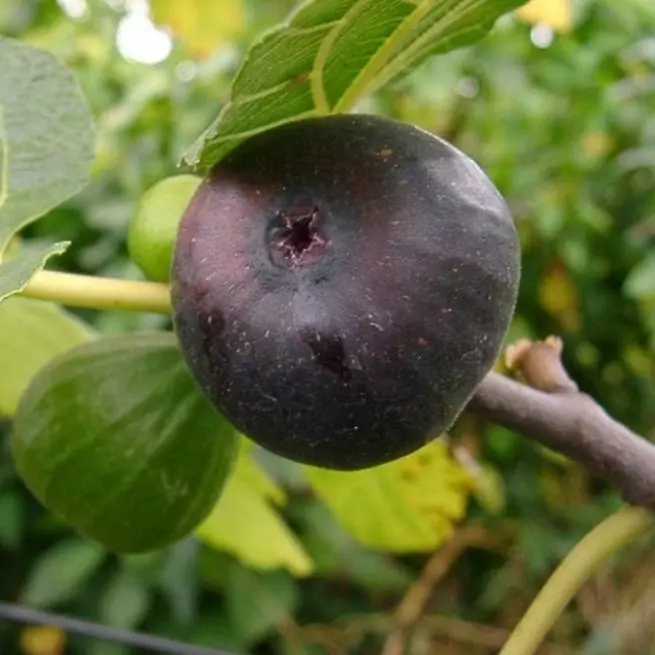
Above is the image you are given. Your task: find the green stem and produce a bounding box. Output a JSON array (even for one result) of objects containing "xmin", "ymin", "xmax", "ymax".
[
  {"xmin": 500, "ymin": 505, "xmax": 654, "ymax": 655},
  {"xmin": 20, "ymin": 270, "xmax": 172, "ymax": 315}
]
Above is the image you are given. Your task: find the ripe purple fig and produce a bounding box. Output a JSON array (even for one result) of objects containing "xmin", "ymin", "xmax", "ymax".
[{"xmin": 171, "ymin": 114, "xmax": 520, "ymax": 470}]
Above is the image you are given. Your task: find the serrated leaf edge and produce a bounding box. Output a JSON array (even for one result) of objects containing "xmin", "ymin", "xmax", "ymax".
[{"xmin": 183, "ymin": 0, "xmax": 526, "ymax": 170}]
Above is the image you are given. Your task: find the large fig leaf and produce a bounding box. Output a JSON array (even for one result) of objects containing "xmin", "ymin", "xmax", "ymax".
[
  {"xmin": 0, "ymin": 37, "xmax": 94, "ymax": 298},
  {"xmin": 12, "ymin": 333, "xmax": 237, "ymax": 553},
  {"xmin": 183, "ymin": 0, "xmax": 527, "ymax": 169},
  {"xmin": 0, "ymin": 37, "xmax": 94, "ymax": 248}
]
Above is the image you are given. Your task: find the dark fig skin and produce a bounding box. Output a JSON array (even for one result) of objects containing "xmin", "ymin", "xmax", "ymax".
[{"xmin": 171, "ymin": 114, "xmax": 520, "ymax": 470}]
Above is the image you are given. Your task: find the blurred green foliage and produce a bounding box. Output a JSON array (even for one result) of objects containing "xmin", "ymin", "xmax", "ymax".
[{"xmin": 1, "ymin": 0, "xmax": 654, "ymax": 654}]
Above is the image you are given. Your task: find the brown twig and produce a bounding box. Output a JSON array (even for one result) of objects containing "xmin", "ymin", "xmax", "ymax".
[
  {"xmin": 381, "ymin": 525, "xmax": 508, "ymax": 655},
  {"xmin": 467, "ymin": 338, "xmax": 655, "ymax": 510},
  {"xmin": 340, "ymin": 613, "xmax": 574, "ymax": 654},
  {"xmin": 379, "ymin": 337, "xmax": 653, "ymax": 655}
]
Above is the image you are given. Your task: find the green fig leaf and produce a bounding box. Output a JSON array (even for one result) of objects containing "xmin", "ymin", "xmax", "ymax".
[
  {"xmin": 20, "ymin": 538, "xmax": 106, "ymax": 608},
  {"xmin": 223, "ymin": 565, "xmax": 299, "ymax": 645},
  {"xmin": 305, "ymin": 441, "xmax": 475, "ymax": 552},
  {"xmin": 99, "ymin": 570, "xmax": 152, "ymax": 629},
  {"xmin": 183, "ymin": 0, "xmax": 527, "ymax": 169},
  {"xmin": 12, "ymin": 332, "xmax": 238, "ymax": 554},
  {"xmin": 0, "ymin": 36, "xmax": 94, "ymax": 251},
  {"xmin": 196, "ymin": 447, "xmax": 314, "ymax": 577},
  {"xmin": 624, "ymin": 251, "xmax": 655, "ymax": 301},
  {"xmin": 0, "ymin": 297, "xmax": 94, "ymax": 417}
]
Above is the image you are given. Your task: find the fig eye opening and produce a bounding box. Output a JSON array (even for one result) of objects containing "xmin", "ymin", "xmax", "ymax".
[{"xmin": 268, "ymin": 204, "xmax": 329, "ymax": 267}]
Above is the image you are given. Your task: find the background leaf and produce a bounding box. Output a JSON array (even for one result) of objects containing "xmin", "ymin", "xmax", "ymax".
[
  {"xmin": 224, "ymin": 565, "xmax": 298, "ymax": 646},
  {"xmin": 151, "ymin": 0, "xmax": 246, "ymax": 59},
  {"xmin": 516, "ymin": 0, "xmax": 573, "ymax": 32},
  {"xmin": 624, "ymin": 252, "xmax": 655, "ymax": 301},
  {"xmin": 0, "ymin": 241, "xmax": 69, "ymax": 305},
  {"xmin": 20, "ymin": 538, "xmax": 106, "ymax": 608},
  {"xmin": 183, "ymin": 0, "xmax": 528, "ymax": 169},
  {"xmin": 99, "ymin": 569, "xmax": 152, "ymax": 629},
  {"xmin": 12, "ymin": 332, "xmax": 238, "ymax": 553},
  {"xmin": 158, "ymin": 539, "xmax": 199, "ymax": 625},
  {"xmin": 306, "ymin": 441, "xmax": 475, "ymax": 552},
  {"xmin": 0, "ymin": 490, "xmax": 24, "ymax": 550},
  {"xmin": 196, "ymin": 448, "xmax": 314, "ymax": 577},
  {"xmin": 0, "ymin": 297, "xmax": 94, "ymax": 417},
  {"xmin": 19, "ymin": 626, "xmax": 66, "ymax": 655},
  {"xmin": 0, "ymin": 37, "xmax": 94, "ymax": 250}
]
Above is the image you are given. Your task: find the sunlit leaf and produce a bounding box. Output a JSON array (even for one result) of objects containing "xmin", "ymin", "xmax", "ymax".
[
  {"xmin": 306, "ymin": 441, "xmax": 475, "ymax": 552},
  {"xmin": 537, "ymin": 260, "xmax": 580, "ymax": 331},
  {"xmin": 0, "ymin": 37, "xmax": 94, "ymax": 250},
  {"xmin": 0, "ymin": 242, "xmax": 69, "ymax": 305},
  {"xmin": 516, "ymin": 0, "xmax": 572, "ymax": 32},
  {"xmin": 183, "ymin": 0, "xmax": 529, "ymax": 169},
  {"xmin": 151, "ymin": 0, "xmax": 245, "ymax": 59},
  {"xmin": 0, "ymin": 297, "xmax": 94, "ymax": 417},
  {"xmin": 196, "ymin": 449, "xmax": 314, "ymax": 576}
]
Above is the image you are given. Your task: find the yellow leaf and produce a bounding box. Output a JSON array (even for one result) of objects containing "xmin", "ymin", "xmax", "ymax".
[
  {"xmin": 196, "ymin": 450, "xmax": 313, "ymax": 576},
  {"xmin": 306, "ymin": 441, "xmax": 475, "ymax": 553},
  {"xmin": 581, "ymin": 130, "xmax": 614, "ymax": 159},
  {"xmin": 0, "ymin": 298, "xmax": 94, "ymax": 416},
  {"xmin": 516, "ymin": 0, "xmax": 572, "ymax": 32},
  {"xmin": 150, "ymin": 0, "xmax": 245, "ymax": 59},
  {"xmin": 19, "ymin": 626, "xmax": 66, "ymax": 655},
  {"xmin": 537, "ymin": 261, "xmax": 580, "ymax": 331}
]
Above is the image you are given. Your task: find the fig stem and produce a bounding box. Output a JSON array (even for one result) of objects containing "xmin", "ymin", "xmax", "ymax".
[
  {"xmin": 19, "ymin": 270, "xmax": 172, "ymax": 315},
  {"xmin": 499, "ymin": 505, "xmax": 653, "ymax": 655}
]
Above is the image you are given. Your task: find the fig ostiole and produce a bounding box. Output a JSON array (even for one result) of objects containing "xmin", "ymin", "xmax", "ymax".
[{"xmin": 172, "ymin": 114, "xmax": 520, "ymax": 471}]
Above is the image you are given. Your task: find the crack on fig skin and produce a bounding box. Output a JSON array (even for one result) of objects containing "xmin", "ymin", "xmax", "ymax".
[
  {"xmin": 302, "ymin": 329, "xmax": 351, "ymax": 382},
  {"xmin": 268, "ymin": 204, "xmax": 329, "ymax": 268}
]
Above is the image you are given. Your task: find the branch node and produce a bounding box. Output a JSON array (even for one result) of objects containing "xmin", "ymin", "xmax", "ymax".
[{"xmin": 506, "ymin": 337, "xmax": 578, "ymax": 393}]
